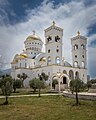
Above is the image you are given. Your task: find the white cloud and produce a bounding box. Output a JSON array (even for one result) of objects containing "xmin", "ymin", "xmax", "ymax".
[{"xmin": 0, "ymin": 0, "xmax": 96, "ymax": 78}]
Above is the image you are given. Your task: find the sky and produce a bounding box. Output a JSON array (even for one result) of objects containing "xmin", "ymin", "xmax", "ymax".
[{"xmin": 0, "ymin": 0, "xmax": 96, "ymax": 78}]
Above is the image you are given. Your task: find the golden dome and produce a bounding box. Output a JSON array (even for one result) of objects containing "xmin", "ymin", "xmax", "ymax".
[
  {"xmin": 20, "ymin": 53, "xmax": 28, "ymax": 58},
  {"xmin": 26, "ymin": 31, "xmax": 41, "ymax": 41},
  {"xmin": 11, "ymin": 53, "xmax": 28, "ymax": 64},
  {"xmin": 26, "ymin": 34, "xmax": 41, "ymax": 41}
]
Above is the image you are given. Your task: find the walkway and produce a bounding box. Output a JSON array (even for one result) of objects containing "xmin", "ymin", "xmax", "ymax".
[{"xmin": 0, "ymin": 93, "xmax": 62, "ymax": 99}]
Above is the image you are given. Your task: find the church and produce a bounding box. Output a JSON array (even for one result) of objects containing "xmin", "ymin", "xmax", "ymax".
[{"xmin": 11, "ymin": 21, "xmax": 87, "ymax": 90}]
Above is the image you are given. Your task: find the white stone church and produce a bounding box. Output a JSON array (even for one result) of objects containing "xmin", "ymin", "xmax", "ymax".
[{"xmin": 11, "ymin": 22, "xmax": 87, "ymax": 90}]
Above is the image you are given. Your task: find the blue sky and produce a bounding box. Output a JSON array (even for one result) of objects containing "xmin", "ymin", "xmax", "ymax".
[{"xmin": 0, "ymin": 0, "xmax": 96, "ymax": 78}]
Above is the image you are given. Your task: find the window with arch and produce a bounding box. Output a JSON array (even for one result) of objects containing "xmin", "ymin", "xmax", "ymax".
[
  {"xmin": 20, "ymin": 63, "xmax": 21, "ymax": 68},
  {"xmin": 82, "ymin": 55, "xmax": 84, "ymax": 58},
  {"xmin": 75, "ymin": 55, "xmax": 77, "ymax": 58},
  {"xmin": 48, "ymin": 49, "xmax": 50, "ymax": 53},
  {"xmin": 55, "ymin": 57, "xmax": 60, "ymax": 64},
  {"xmin": 55, "ymin": 35, "xmax": 60, "ymax": 42},
  {"xmin": 25, "ymin": 63, "xmax": 27, "ymax": 68},
  {"xmin": 81, "ymin": 44, "xmax": 85, "ymax": 49},
  {"xmin": 82, "ymin": 61, "xmax": 85, "ymax": 68},
  {"xmin": 74, "ymin": 44, "xmax": 78, "ymax": 50},
  {"xmin": 47, "ymin": 36, "xmax": 52, "ymax": 42},
  {"xmin": 75, "ymin": 71, "xmax": 79, "ymax": 79},
  {"xmin": 56, "ymin": 49, "xmax": 59, "ymax": 52},
  {"xmin": 47, "ymin": 56, "xmax": 51, "ymax": 65},
  {"xmin": 74, "ymin": 61, "xmax": 78, "ymax": 67},
  {"xmin": 69, "ymin": 70, "xmax": 74, "ymax": 80},
  {"xmin": 63, "ymin": 70, "xmax": 67, "ymax": 74}
]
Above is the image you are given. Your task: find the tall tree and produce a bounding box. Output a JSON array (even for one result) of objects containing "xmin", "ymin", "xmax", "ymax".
[
  {"xmin": 0, "ymin": 76, "xmax": 12, "ymax": 105},
  {"xmin": 17, "ymin": 73, "xmax": 28, "ymax": 87},
  {"xmin": 70, "ymin": 79, "xmax": 85, "ymax": 105}
]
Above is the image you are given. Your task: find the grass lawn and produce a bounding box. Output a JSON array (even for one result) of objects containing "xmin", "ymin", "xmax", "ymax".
[
  {"xmin": 0, "ymin": 96, "xmax": 96, "ymax": 120},
  {"xmin": 0, "ymin": 87, "xmax": 57, "ymax": 96}
]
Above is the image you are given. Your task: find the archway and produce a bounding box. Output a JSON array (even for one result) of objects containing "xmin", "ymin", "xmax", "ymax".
[
  {"xmin": 63, "ymin": 77, "xmax": 67, "ymax": 84},
  {"xmin": 49, "ymin": 73, "xmax": 70, "ymax": 91}
]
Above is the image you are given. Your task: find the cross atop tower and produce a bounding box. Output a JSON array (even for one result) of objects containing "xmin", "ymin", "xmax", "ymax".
[
  {"xmin": 77, "ymin": 31, "xmax": 80, "ymax": 36},
  {"xmin": 52, "ymin": 21, "xmax": 55, "ymax": 26}
]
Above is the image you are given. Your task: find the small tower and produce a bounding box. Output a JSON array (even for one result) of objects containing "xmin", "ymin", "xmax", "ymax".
[
  {"xmin": 45, "ymin": 21, "xmax": 63, "ymax": 65},
  {"xmin": 71, "ymin": 31, "xmax": 87, "ymax": 68}
]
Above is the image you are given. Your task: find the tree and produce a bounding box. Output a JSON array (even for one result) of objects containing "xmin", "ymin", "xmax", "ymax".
[
  {"xmin": 13, "ymin": 79, "xmax": 22, "ymax": 93},
  {"xmin": 29, "ymin": 78, "xmax": 38, "ymax": 93},
  {"xmin": 52, "ymin": 79, "xmax": 58, "ymax": 89},
  {"xmin": 0, "ymin": 76, "xmax": 12, "ymax": 105},
  {"xmin": 36, "ymin": 79, "xmax": 44, "ymax": 97},
  {"xmin": 38, "ymin": 72, "xmax": 49, "ymax": 81},
  {"xmin": 17, "ymin": 73, "xmax": 28, "ymax": 87},
  {"xmin": 89, "ymin": 79, "xmax": 96, "ymax": 84},
  {"xmin": 70, "ymin": 79, "xmax": 85, "ymax": 105},
  {"xmin": 29, "ymin": 78, "xmax": 44, "ymax": 97},
  {"xmin": 87, "ymin": 81, "xmax": 92, "ymax": 91}
]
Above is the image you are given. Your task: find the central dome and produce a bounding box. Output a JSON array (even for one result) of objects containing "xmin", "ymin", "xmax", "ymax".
[{"xmin": 26, "ymin": 31, "xmax": 41, "ymax": 41}]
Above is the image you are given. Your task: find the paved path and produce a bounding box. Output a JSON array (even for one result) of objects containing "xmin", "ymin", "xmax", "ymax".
[
  {"xmin": 63, "ymin": 91, "xmax": 96, "ymax": 96},
  {"xmin": 0, "ymin": 93, "xmax": 62, "ymax": 99},
  {"xmin": 0, "ymin": 92, "xmax": 96, "ymax": 99}
]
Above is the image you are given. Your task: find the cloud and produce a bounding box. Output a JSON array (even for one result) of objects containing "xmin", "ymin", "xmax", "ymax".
[{"xmin": 0, "ymin": 0, "xmax": 96, "ymax": 78}]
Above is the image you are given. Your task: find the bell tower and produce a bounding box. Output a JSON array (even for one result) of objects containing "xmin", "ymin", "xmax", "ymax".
[
  {"xmin": 71, "ymin": 31, "xmax": 87, "ymax": 68},
  {"xmin": 45, "ymin": 21, "xmax": 63, "ymax": 65}
]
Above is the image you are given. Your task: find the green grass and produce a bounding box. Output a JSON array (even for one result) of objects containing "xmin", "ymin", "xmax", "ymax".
[
  {"xmin": 0, "ymin": 87, "xmax": 57, "ymax": 96},
  {"xmin": 0, "ymin": 88, "xmax": 53, "ymax": 96},
  {"xmin": 0, "ymin": 96, "xmax": 96, "ymax": 120}
]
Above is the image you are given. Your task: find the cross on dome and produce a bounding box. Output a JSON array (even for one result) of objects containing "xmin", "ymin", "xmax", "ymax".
[{"xmin": 33, "ymin": 30, "xmax": 35, "ymax": 35}]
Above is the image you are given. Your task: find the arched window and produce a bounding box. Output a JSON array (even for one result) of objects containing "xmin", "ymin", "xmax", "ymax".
[
  {"xmin": 81, "ymin": 44, "xmax": 85, "ymax": 49},
  {"xmin": 56, "ymin": 49, "xmax": 59, "ymax": 52},
  {"xmin": 25, "ymin": 63, "xmax": 27, "ymax": 68},
  {"xmin": 48, "ymin": 49, "xmax": 50, "ymax": 53},
  {"xmin": 20, "ymin": 63, "xmax": 21, "ymax": 68},
  {"xmin": 55, "ymin": 35, "xmax": 60, "ymax": 42},
  {"xmin": 55, "ymin": 57, "xmax": 60, "ymax": 64},
  {"xmin": 47, "ymin": 56, "xmax": 51, "ymax": 65},
  {"xmin": 69, "ymin": 70, "xmax": 74, "ymax": 80},
  {"xmin": 82, "ymin": 61, "xmax": 85, "ymax": 68},
  {"xmin": 63, "ymin": 70, "xmax": 67, "ymax": 74},
  {"xmin": 74, "ymin": 61, "xmax": 78, "ymax": 67},
  {"xmin": 74, "ymin": 44, "xmax": 78, "ymax": 50},
  {"xmin": 47, "ymin": 36, "xmax": 52, "ymax": 42},
  {"xmin": 75, "ymin": 71, "xmax": 79, "ymax": 79}
]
